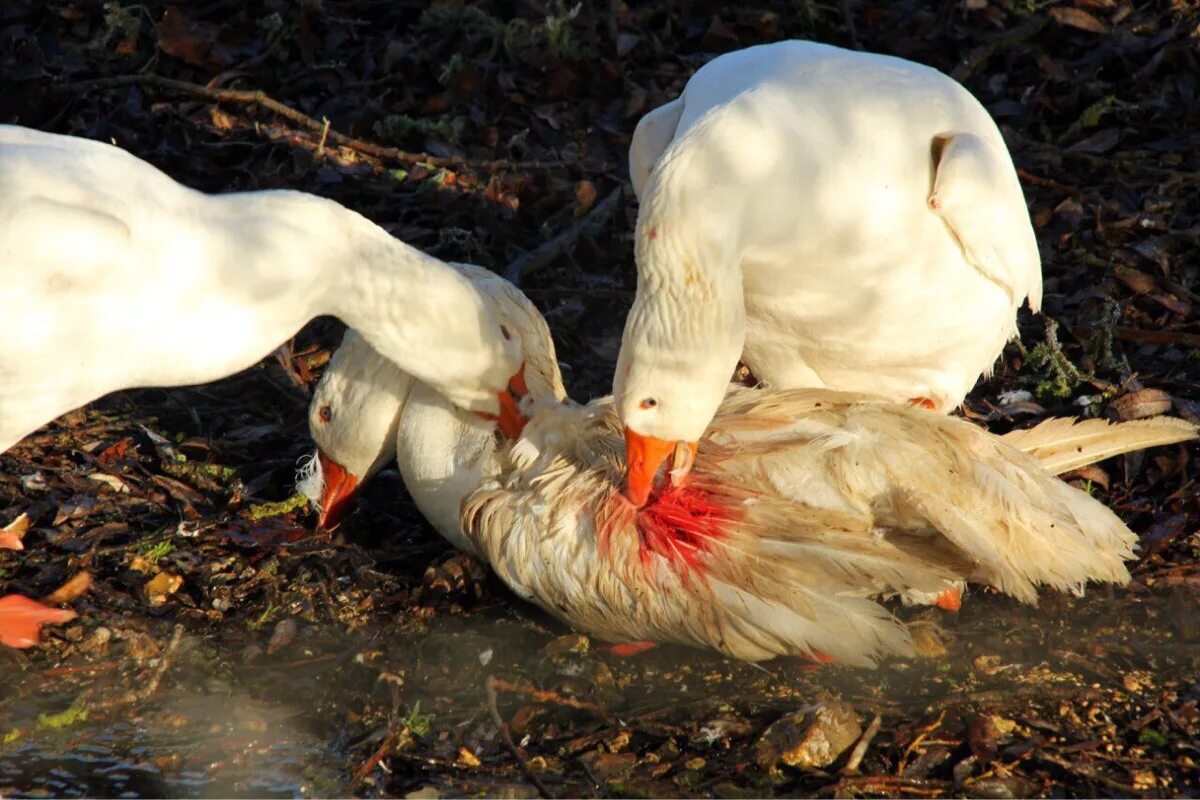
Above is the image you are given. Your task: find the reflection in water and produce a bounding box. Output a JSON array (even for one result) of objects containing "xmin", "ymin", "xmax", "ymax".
[{"xmin": 0, "ymin": 690, "xmax": 344, "ymax": 798}]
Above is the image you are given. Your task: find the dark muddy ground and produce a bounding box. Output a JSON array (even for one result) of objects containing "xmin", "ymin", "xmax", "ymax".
[{"xmin": 2, "ymin": 0, "xmax": 1200, "ymax": 797}]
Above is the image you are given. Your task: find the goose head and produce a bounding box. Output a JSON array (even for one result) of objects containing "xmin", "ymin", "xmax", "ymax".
[
  {"xmin": 301, "ymin": 264, "xmax": 565, "ymax": 529},
  {"xmin": 303, "ymin": 329, "xmax": 413, "ymax": 528},
  {"xmin": 613, "ymin": 313, "xmax": 739, "ymax": 508}
]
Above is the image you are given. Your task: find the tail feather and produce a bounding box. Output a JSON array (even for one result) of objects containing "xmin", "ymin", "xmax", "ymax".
[{"xmin": 1004, "ymin": 416, "xmax": 1198, "ymax": 475}]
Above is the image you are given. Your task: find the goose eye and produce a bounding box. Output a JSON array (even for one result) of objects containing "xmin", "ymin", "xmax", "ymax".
[
  {"xmin": 319, "ymin": 405, "xmax": 333, "ymax": 424},
  {"xmin": 500, "ymin": 325, "xmax": 512, "ymax": 341},
  {"xmin": 639, "ymin": 398, "xmax": 658, "ymax": 410}
]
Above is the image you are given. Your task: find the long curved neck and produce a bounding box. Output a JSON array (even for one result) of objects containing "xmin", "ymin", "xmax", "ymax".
[
  {"xmin": 630, "ymin": 160, "xmax": 746, "ymax": 361},
  {"xmin": 209, "ymin": 190, "xmax": 375, "ymax": 317},
  {"xmin": 216, "ymin": 190, "xmax": 482, "ymax": 394}
]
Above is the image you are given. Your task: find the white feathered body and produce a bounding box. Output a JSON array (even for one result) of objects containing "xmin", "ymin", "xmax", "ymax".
[
  {"xmin": 464, "ymin": 389, "xmax": 1143, "ymax": 664},
  {"xmin": 631, "ymin": 41, "xmax": 1042, "ymax": 409}
]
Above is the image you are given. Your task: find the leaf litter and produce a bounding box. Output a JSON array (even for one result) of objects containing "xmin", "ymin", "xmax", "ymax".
[{"xmin": 2, "ymin": 0, "xmax": 1199, "ymax": 796}]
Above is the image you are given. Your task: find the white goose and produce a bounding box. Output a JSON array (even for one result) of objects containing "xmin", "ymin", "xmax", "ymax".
[
  {"xmin": 617, "ymin": 40, "xmax": 1043, "ymax": 504},
  {"xmin": 0, "ymin": 125, "xmax": 525, "ymax": 455},
  {"xmin": 302, "ymin": 263, "xmax": 562, "ymax": 529},
  {"xmin": 302, "ymin": 274, "xmax": 1196, "ymax": 664}
]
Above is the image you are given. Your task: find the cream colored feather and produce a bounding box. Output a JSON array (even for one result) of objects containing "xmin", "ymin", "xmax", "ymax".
[
  {"xmin": 1001, "ymin": 415, "xmax": 1197, "ymax": 475},
  {"xmin": 461, "ymin": 384, "xmax": 1151, "ymax": 664}
]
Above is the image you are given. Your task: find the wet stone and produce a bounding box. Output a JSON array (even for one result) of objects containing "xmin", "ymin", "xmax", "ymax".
[
  {"xmin": 755, "ymin": 701, "xmax": 862, "ymax": 770},
  {"xmin": 578, "ymin": 750, "xmax": 638, "ymax": 782},
  {"xmin": 966, "ymin": 775, "xmax": 1034, "ymax": 798}
]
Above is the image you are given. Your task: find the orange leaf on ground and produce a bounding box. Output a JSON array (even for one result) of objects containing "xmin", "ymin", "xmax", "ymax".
[
  {"xmin": 42, "ymin": 571, "xmax": 92, "ymax": 605},
  {"xmin": 0, "ymin": 595, "xmax": 77, "ymax": 649},
  {"xmin": 0, "ymin": 513, "xmax": 30, "ymax": 551}
]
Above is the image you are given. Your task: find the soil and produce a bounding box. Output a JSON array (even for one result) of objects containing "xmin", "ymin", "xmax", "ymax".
[{"xmin": 2, "ymin": 1, "xmax": 1199, "ymax": 797}]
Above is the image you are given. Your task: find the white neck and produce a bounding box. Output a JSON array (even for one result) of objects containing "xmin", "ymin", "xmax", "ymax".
[
  {"xmin": 216, "ymin": 190, "xmax": 504, "ymax": 411},
  {"xmin": 632, "ymin": 156, "xmax": 747, "ymax": 351}
]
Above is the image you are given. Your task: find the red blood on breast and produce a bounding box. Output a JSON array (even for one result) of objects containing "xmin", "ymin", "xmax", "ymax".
[{"xmin": 634, "ymin": 484, "xmax": 739, "ymax": 576}]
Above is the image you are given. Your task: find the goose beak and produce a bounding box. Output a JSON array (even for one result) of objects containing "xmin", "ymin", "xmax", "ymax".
[
  {"xmin": 316, "ymin": 451, "xmax": 360, "ymax": 529},
  {"xmin": 623, "ymin": 429, "xmax": 698, "ymax": 507},
  {"xmin": 475, "ymin": 364, "xmax": 529, "ymax": 440}
]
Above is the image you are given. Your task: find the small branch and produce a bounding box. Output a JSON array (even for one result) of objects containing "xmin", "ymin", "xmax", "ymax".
[
  {"xmin": 1073, "ymin": 325, "xmax": 1200, "ymax": 350},
  {"xmin": 56, "ymin": 75, "xmax": 565, "ymax": 173},
  {"xmin": 486, "ymin": 676, "xmax": 554, "ymax": 799},
  {"xmin": 91, "ymin": 623, "xmax": 185, "ymax": 712},
  {"xmin": 1016, "ymin": 169, "xmax": 1082, "ymax": 198},
  {"xmin": 897, "ymin": 710, "xmax": 945, "ymax": 775},
  {"xmin": 315, "ymin": 116, "xmax": 331, "ymax": 159},
  {"xmin": 487, "ymin": 676, "xmax": 613, "ymax": 720},
  {"xmin": 842, "ymin": 713, "xmax": 883, "ymax": 775},
  {"xmin": 349, "ymin": 729, "xmax": 401, "ymax": 790},
  {"xmin": 504, "ymin": 187, "xmax": 623, "ymax": 287},
  {"xmin": 819, "ymin": 775, "xmax": 950, "ymax": 798}
]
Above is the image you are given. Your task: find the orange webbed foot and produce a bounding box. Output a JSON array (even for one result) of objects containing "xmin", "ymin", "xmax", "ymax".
[
  {"xmin": 608, "ymin": 641, "xmax": 658, "ymax": 657},
  {"xmin": 934, "ymin": 588, "xmax": 962, "ymax": 612}
]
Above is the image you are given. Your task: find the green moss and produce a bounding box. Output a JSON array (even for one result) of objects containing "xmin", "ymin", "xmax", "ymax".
[
  {"xmin": 402, "ymin": 702, "xmax": 433, "ymax": 738},
  {"xmin": 249, "ymin": 602, "xmax": 280, "ymax": 631},
  {"xmin": 246, "ymin": 493, "xmax": 310, "ymax": 521},
  {"xmin": 373, "ymin": 114, "xmax": 469, "ymax": 146},
  {"xmin": 1027, "ymin": 318, "xmax": 1089, "ymax": 400},
  {"xmin": 138, "ymin": 537, "xmax": 175, "ymax": 562},
  {"xmin": 37, "ymin": 700, "xmax": 89, "ymax": 731},
  {"xmin": 1065, "ymin": 95, "xmax": 1118, "ymax": 140},
  {"xmin": 1139, "ymin": 728, "xmax": 1169, "ymax": 748},
  {"xmin": 2, "ymin": 728, "xmax": 22, "ymax": 744}
]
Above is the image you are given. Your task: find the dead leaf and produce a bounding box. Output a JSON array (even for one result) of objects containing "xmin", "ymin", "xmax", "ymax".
[
  {"xmin": 0, "ymin": 513, "xmax": 30, "ymax": 551},
  {"xmin": 145, "ymin": 572, "xmax": 183, "ymax": 605},
  {"xmin": 574, "ymin": 180, "xmax": 598, "ymax": 217},
  {"xmin": 210, "ymin": 107, "xmax": 238, "ymax": 131},
  {"xmin": 42, "ymin": 571, "xmax": 92, "ymax": 605},
  {"xmin": 155, "ymin": 6, "xmax": 258, "ymax": 68},
  {"xmin": 89, "ymin": 472, "xmax": 131, "ymax": 494},
  {"xmin": 0, "ymin": 595, "xmax": 77, "ymax": 649},
  {"xmin": 1111, "ymin": 388, "xmax": 1174, "ymax": 421},
  {"xmin": 1065, "ymin": 464, "xmax": 1111, "ymax": 490},
  {"xmin": 1114, "ymin": 265, "xmax": 1157, "ymax": 294},
  {"xmin": 1068, "ymin": 127, "xmax": 1121, "ymax": 154},
  {"xmin": 1050, "ymin": 7, "xmax": 1110, "ymax": 33}
]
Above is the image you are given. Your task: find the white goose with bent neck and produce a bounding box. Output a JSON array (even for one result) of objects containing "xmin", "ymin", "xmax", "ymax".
[
  {"xmin": 0, "ymin": 125, "xmax": 522, "ymax": 454},
  {"xmin": 616, "ymin": 40, "xmax": 1044, "ymax": 505}
]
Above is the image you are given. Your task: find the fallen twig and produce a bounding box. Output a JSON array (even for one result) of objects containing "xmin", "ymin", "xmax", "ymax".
[
  {"xmin": 842, "ymin": 713, "xmax": 883, "ymax": 775},
  {"xmin": 1016, "ymin": 169, "xmax": 1083, "ymax": 198},
  {"xmin": 504, "ymin": 187, "xmax": 623, "ymax": 286},
  {"xmin": 56, "ymin": 75, "xmax": 565, "ymax": 173},
  {"xmin": 91, "ymin": 623, "xmax": 185, "ymax": 712},
  {"xmin": 487, "ymin": 676, "xmax": 613, "ymax": 720},
  {"xmin": 349, "ymin": 729, "xmax": 402, "ymax": 790},
  {"xmin": 1073, "ymin": 325, "xmax": 1200, "ymax": 350},
  {"xmin": 897, "ymin": 710, "xmax": 946, "ymax": 775},
  {"xmin": 486, "ymin": 676, "xmax": 555, "ymax": 799},
  {"xmin": 819, "ymin": 774, "xmax": 951, "ymax": 798}
]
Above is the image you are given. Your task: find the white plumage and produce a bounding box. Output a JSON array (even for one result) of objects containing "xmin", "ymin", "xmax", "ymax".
[
  {"xmin": 0, "ymin": 125, "xmax": 521, "ymax": 454},
  {"xmin": 301, "ymin": 270, "xmax": 1195, "ymax": 664},
  {"xmin": 615, "ymin": 41, "xmax": 1044, "ymax": 501}
]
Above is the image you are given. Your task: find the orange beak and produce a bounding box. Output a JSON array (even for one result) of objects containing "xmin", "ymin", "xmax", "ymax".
[
  {"xmin": 316, "ymin": 451, "xmax": 361, "ymax": 529},
  {"xmin": 475, "ymin": 364, "xmax": 529, "ymax": 440},
  {"xmin": 623, "ymin": 428, "xmax": 698, "ymax": 507}
]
